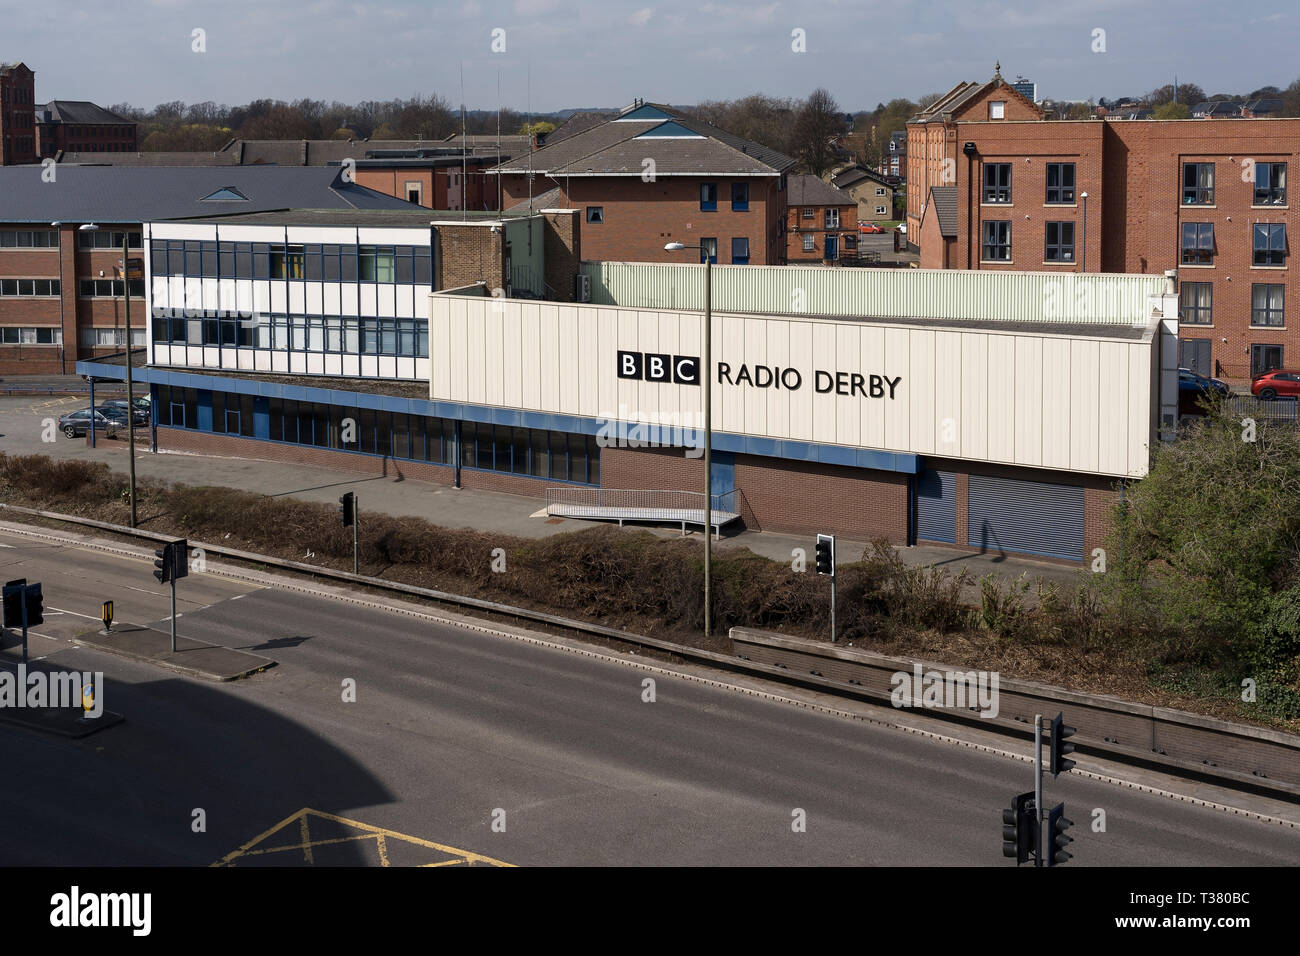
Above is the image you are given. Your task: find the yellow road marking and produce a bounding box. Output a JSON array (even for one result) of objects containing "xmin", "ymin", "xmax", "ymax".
[{"xmin": 213, "ymin": 807, "xmax": 513, "ymax": 867}]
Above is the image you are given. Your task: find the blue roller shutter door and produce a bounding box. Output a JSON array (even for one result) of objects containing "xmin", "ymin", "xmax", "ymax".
[
  {"xmin": 916, "ymin": 470, "xmax": 956, "ymax": 543},
  {"xmin": 967, "ymin": 475, "xmax": 1084, "ymax": 561}
]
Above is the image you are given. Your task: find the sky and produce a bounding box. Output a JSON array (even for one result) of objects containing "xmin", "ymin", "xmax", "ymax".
[{"xmin": 5, "ymin": 0, "xmax": 1297, "ymax": 114}]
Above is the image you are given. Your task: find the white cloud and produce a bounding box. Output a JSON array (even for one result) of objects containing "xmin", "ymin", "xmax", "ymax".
[{"xmin": 630, "ymin": 7, "xmax": 654, "ymax": 27}]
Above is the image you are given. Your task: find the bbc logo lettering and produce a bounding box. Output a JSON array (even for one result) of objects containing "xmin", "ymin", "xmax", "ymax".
[{"xmin": 617, "ymin": 350, "xmax": 700, "ymax": 386}]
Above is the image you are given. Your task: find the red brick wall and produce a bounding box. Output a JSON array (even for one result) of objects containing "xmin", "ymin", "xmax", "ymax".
[
  {"xmin": 785, "ymin": 203, "xmax": 859, "ymax": 262},
  {"xmin": 542, "ymin": 210, "xmax": 581, "ymax": 301},
  {"xmin": 355, "ymin": 168, "xmax": 435, "ymax": 207}
]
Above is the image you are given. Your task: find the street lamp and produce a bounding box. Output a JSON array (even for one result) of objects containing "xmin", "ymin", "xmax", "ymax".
[
  {"xmin": 664, "ymin": 239, "xmax": 714, "ymax": 639},
  {"xmin": 1079, "ymin": 192, "xmax": 1088, "ymax": 272},
  {"xmin": 50, "ymin": 221, "xmax": 65, "ymax": 375},
  {"xmin": 78, "ymin": 222, "xmax": 138, "ymax": 528}
]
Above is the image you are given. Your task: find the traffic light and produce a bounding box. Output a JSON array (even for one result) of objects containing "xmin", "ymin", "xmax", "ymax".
[
  {"xmin": 1047, "ymin": 802, "xmax": 1074, "ymax": 866},
  {"xmin": 153, "ymin": 540, "xmax": 188, "ymax": 584},
  {"xmin": 339, "ymin": 492, "xmax": 356, "ymax": 527},
  {"xmin": 815, "ymin": 533, "xmax": 835, "ymax": 576},
  {"xmin": 1001, "ymin": 791, "xmax": 1038, "ymax": 865},
  {"xmin": 23, "ymin": 582, "xmax": 42, "ymax": 627},
  {"xmin": 2, "ymin": 578, "xmax": 24, "ymax": 628},
  {"xmin": 1050, "ymin": 711, "xmax": 1077, "ymax": 776}
]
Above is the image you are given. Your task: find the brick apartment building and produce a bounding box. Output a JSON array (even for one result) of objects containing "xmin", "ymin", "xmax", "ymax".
[
  {"xmin": 916, "ymin": 115, "xmax": 1299, "ymax": 380},
  {"xmin": 491, "ymin": 101, "xmax": 798, "ymax": 266},
  {"xmin": 36, "ymin": 100, "xmax": 137, "ymax": 156},
  {"xmin": 785, "ymin": 174, "xmax": 858, "ymax": 262},
  {"xmin": 0, "ymin": 62, "xmax": 37, "ymax": 166},
  {"xmin": 0, "ymin": 165, "xmax": 417, "ymax": 375},
  {"xmin": 906, "ymin": 66, "xmax": 1043, "ymax": 246}
]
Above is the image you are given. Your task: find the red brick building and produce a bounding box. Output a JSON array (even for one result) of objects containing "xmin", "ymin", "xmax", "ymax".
[
  {"xmin": 36, "ymin": 100, "xmax": 137, "ymax": 157},
  {"xmin": 491, "ymin": 101, "xmax": 797, "ymax": 265},
  {"xmin": 785, "ymin": 174, "xmax": 858, "ymax": 262},
  {"xmin": 0, "ymin": 62, "xmax": 37, "ymax": 166},
  {"xmin": 905, "ymin": 66, "xmax": 1044, "ymax": 246},
  {"xmin": 920, "ymin": 115, "xmax": 1299, "ymax": 380}
]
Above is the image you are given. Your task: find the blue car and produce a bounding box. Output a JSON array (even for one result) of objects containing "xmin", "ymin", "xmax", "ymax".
[{"xmin": 1178, "ymin": 368, "xmax": 1229, "ymax": 396}]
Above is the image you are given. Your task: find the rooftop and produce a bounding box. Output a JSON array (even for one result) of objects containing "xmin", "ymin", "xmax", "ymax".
[
  {"xmin": 787, "ymin": 174, "xmax": 855, "ymax": 207},
  {"xmin": 40, "ymin": 101, "xmax": 136, "ymax": 125},
  {"xmin": 167, "ymin": 207, "xmax": 540, "ymax": 227}
]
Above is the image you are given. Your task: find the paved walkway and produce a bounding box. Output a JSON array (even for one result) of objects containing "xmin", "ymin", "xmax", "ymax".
[{"xmin": 0, "ymin": 395, "xmax": 1084, "ymax": 588}]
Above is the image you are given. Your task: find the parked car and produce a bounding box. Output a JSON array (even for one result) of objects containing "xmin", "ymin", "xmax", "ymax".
[
  {"xmin": 1178, "ymin": 368, "xmax": 1230, "ymax": 396},
  {"xmin": 858, "ymin": 222, "xmax": 885, "ymax": 234},
  {"xmin": 100, "ymin": 399, "xmax": 150, "ymax": 425},
  {"xmin": 896, "ymin": 223, "xmax": 907, "ymax": 235},
  {"xmin": 57, "ymin": 407, "xmax": 127, "ymax": 438},
  {"xmin": 1250, "ymin": 369, "xmax": 1300, "ymax": 400}
]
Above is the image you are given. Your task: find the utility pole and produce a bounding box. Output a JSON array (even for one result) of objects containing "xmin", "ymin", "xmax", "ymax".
[{"xmin": 122, "ymin": 230, "xmax": 138, "ymax": 528}]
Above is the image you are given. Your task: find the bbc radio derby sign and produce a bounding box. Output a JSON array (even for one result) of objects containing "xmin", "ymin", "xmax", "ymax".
[{"xmin": 617, "ymin": 350, "xmax": 902, "ymax": 400}]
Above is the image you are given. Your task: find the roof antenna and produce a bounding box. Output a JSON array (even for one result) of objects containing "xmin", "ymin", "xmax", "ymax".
[
  {"xmin": 496, "ymin": 66, "xmax": 502, "ymax": 212},
  {"xmin": 527, "ymin": 59, "xmax": 534, "ymax": 212},
  {"xmin": 460, "ymin": 61, "xmax": 468, "ymax": 220}
]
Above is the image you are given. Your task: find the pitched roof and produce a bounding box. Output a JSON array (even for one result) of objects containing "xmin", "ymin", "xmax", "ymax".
[
  {"xmin": 542, "ymin": 112, "xmax": 616, "ymax": 146},
  {"xmin": 505, "ymin": 185, "xmax": 564, "ymax": 212},
  {"xmin": 928, "ymin": 186, "xmax": 957, "ymax": 238},
  {"xmin": 40, "ymin": 101, "xmax": 136, "ymax": 125},
  {"xmin": 787, "ymin": 174, "xmax": 854, "ymax": 207},
  {"xmin": 1242, "ymin": 98, "xmax": 1283, "ymax": 114},
  {"xmin": 489, "ymin": 101, "xmax": 796, "ymax": 177},
  {"xmin": 1191, "ymin": 101, "xmax": 1243, "ymax": 117},
  {"xmin": 909, "ymin": 73, "xmax": 1043, "ymax": 124},
  {"xmin": 0, "ymin": 165, "xmax": 417, "ymax": 223},
  {"xmin": 832, "ymin": 165, "xmax": 894, "ymax": 190}
]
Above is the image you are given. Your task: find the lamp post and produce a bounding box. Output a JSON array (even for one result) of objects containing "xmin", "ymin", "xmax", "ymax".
[
  {"xmin": 1079, "ymin": 192, "xmax": 1088, "ymax": 272},
  {"xmin": 79, "ymin": 223, "xmax": 138, "ymax": 528},
  {"xmin": 51, "ymin": 221, "xmax": 65, "ymax": 375},
  {"xmin": 664, "ymin": 239, "xmax": 713, "ymax": 640}
]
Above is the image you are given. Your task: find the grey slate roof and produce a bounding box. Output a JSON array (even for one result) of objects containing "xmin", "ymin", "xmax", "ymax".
[
  {"xmin": 505, "ymin": 186, "xmax": 564, "ymax": 211},
  {"xmin": 787, "ymin": 174, "xmax": 854, "ymax": 207},
  {"xmin": 59, "ymin": 150, "xmax": 239, "ymax": 166},
  {"xmin": 1191, "ymin": 101, "xmax": 1243, "ymax": 117},
  {"xmin": 832, "ymin": 165, "xmax": 894, "ymax": 190},
  {"xmin": 490, "ymin": 102, "xmax": 796, "ymax": 177},
  {"xmin": 928, "ymin": 186, "xmax": 957, "ymax": 238},
  {"xmin": 40, "ymin": 101, "xmax": 135, "ymax": 125},
  {"xmin": 0, "ymin": 165, "xmax": 417, "ymax": 224},
  {"xmin": 542, "ymin": 112, "xmax": 616, "ymax": 146}
]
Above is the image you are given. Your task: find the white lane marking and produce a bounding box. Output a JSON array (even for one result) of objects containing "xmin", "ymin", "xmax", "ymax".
[{"xmin": 0, "ymin": 543, "xmax": 14, "ymax": 548}]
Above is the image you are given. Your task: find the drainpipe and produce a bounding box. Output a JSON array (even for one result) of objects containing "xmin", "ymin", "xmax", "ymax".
[{"xmin": 963, "ymin": 142, "xmax": 977, "ymax": 269}]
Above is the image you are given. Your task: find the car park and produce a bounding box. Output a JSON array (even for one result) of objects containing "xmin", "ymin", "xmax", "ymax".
[
  {"xmin": 56, "ymin": 407, "xmax": 126, "ymax": 438},
  {"xmin": 100, "ymin": 398, "xmax": 151, "ymax": 425}
]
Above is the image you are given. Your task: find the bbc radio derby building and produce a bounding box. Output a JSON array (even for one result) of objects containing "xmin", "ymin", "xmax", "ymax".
[{"xmin": 79, "ymin": 225, "xmax": 1178, "ymax": 563}]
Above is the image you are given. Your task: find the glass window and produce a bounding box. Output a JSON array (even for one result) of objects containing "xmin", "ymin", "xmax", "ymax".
[
  {"xmin": 1180, "ymin": 282, "xmax": 1213, "ymax": 325},
  {"xmin": 586, "ymin": 206, "xmax": 604, "ymax": 223},
  {"xmin": 731, "ymin": 182, "xmax": 749, "ymax": 211},
  {"xmin": 700, "ymin": 183, "xmax": 717, "ymax": 211},
  {"xmin": 731, "ymin": 237, "xmax": 749, "ymax": 265},
  {"xmin": 982, "ymin": 220, "xmax": 1011, "ymax": 261},
  {"xmin": 211, "ymin": 391, "xmax": 226, "ymax": 434},
  {"xmin": 312, "ymin": 403, "xmax": 329, "ymax": 448},
  {"xmin": 511, "ymin": 427, "xmax": 530, "ymax": 474},
  {"xmin": 802, "ymin": 234, "xmax": 815, "ymax": 252},
  {"xmin": 1254, "ymin": 162, "xmax": 1287, "ymax": 205},
  {"xmin": 270, "ymin": 245, "xmax": 305, "ymax": 279},
  {"xmin": 240, "ymin": 394, "xmax": 255, "ymax": 437},
  {"xmin": 1252, "ymin": 284, "xmax": 1284, "ymax": 327},
  {"xmin": 983, "ymin": 163, "xmax": 1011, "ymax": 203},
  {"xmin": 355, "ymin": 408, "xmax": 375, "ymax": 454},
  {"xmin": 461, "ymin": 422, "xmax": 478, "ymax": 468},
  {"xmin": 392, "ymin": 413, "xmax": 410, "ymax": 460},
  {"xmin": 530, "ymin": 428, "xmax": 548, "ymax": 477},
  {"xmin": 989, "ymin": 100, "xmax": 1005, "ymax": 119},
  {"xmin": 1253, "ymin": 223, "xmax": 1286, "ymax": 266},
  {"xmin": 1045, "ymin": 163, "xmax": 1075, "ymax": 204},
  {"xmin": 1181, "ymin": 223, "xmax": 1215, "ymax": 265},
  {"xmin": 1044, "ymin": 221, "xmax": 1075, "ymax": 262},
  {"xmin": 1182, "ymin": 163, "xmax": 1214, "ymax": 205},
  {"xmin": 375, "ymin": 411, "xmax": 392, "ymax": 458},
  {"xmin": 267, "ymin": 398, "xmax": 283, "ymax": 442},
  {"xmin": 700, "ymin": 237, "xmax": 717, "ymax": 264},
  {"xmin": 824, "ymin": 208, "xmax": 840, "ymax": 229},
  {"xmin": 359, "ymin": 246, "xmax": 396, "ymax": 282}
]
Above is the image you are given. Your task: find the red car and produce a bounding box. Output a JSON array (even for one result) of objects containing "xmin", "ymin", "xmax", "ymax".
[
  {"xmin": 1250, "ymin": 369, "xmax": 1300, "ymax": 400},
  {"xmin": 858, "ymin": 222, "xmax": 885, "ymax": 234}
]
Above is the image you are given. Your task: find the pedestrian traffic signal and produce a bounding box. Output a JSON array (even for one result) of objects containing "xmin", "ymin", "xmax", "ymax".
[
  {"xmin": 1050, "ymin": 711, "xmax": 1077, "ymax": 776},
  {"xmin": 23, "ymin": 582, "xmax": 42, "ymax": 627},
  {"xmin": 1001, "ymin": 791, "xmax": 1038, "ymax": 865},
  {"xmin": 2, "ymin": 578, "xmax": 24, "ymax": 628},
  {"xmin": 339, "ymin": 492, "xmax": 356, "ymax": 527},
  {"xmin": 1047, "ymin": 802, "xmax": 1073, "ymax": 866},
  {"xmin": 153, "ymin": 539, "xmax": 188, "ymax": 584},
  {"xmin": 815, "ymin": 533, "xmax": 835, "ymax": 576}
]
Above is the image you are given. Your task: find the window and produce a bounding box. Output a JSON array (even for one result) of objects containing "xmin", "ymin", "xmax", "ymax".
[
  {"xmin": 0, "ymin": 229, "xmax": 57, "ymax": 247},
  {"xmin": 989, "ymin": 101, "xmax": 1006, "ymax": 119},
  {"xmin": 802, "ymin": 234, "xmax": 815, "ymax": 252},
  {"xmin": 1045, "ymin": 163, "xmax": 1075, "ymax": 204},
  {"xmin": 1254, "ymin": 162, "xmax": 1287, "ymax": 205},
  {"xmin": 801, "ymin": 207, "xmax": 815, "ymax": 220},
  {"xmin": 700, "ymin": 182, "xmax": 717, "ymax": 211},
  {"xmin": 843, "ymin": 233, "xmax": 856, "ymax": 250},
  {"xmin": 1044, "ymin": 221, "xmax": 1075, "ymax": 262},
  {"xmin": 1182, "ymin": 163, "xmax": 1214, "ymax": 205},
  {"xmin": 731, "ymin": 182, "xmax": 749, "ymax": 211},
  {"xmin": 700, "ymin": 237, "xmax": 717, "ymax": 264},
  {"xmin": 0, "ymin": 278, "xmax": 59, "ymax": 296},
  {"xmin": 1181, "ymin": 223, "xmax": 1215, "ymax": 265},
  {"xmin": 0, "ymin": 326, "xmax": 60, "ymax": 344},
  {"xmin": 358, "ymin": 246, "xmax": 395, "ymax": 282},
  {"xmin": 731, "ymin": 237, "xmax": 749, "ymax": 264},
  {"xmin": 585, "ymin": 206, "xmax": 603, "ymax": 223},
  {"xmin": 404, "ymin": 181, "xmax": 423, "ymax": 205},
  {"xmin": 1252, "ymin": 284, "xmax": 1284, "ymax": 327},
  {"xmin": 77, "ymin": 230, "xmax": 142, "ymax": 250},
  {"xmin": 1253, "ymin": 223, "xmax": 1286, "ymax": 266},
  {"xmin": 1180, "ymin": 282, "xmax": 1213, "ymax": 325},
  {"xmin": 1251, "ymin": 343, "xmax": 1284, "ymax": 377},
  {"xmin": 876, "ymin": 186, "xmax": 887, "ymax": 197},
  {"xmin": 825, "ymin": 208, "xmax": 841, "ymax": 229},
  {"xmin": 982, "ymin": 221, "xmax": 1011, "ymax": 261},
  {"xmin": 983, "ymin": 163, "xmax": 1011, "ymax": 203},
  {"xmin": 875, "ymin": 205, "xmax": 887, "ymax": 216},
  {"xmin": 270, "ymin": 245, "xmax": 305, "ymax": 279}
]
